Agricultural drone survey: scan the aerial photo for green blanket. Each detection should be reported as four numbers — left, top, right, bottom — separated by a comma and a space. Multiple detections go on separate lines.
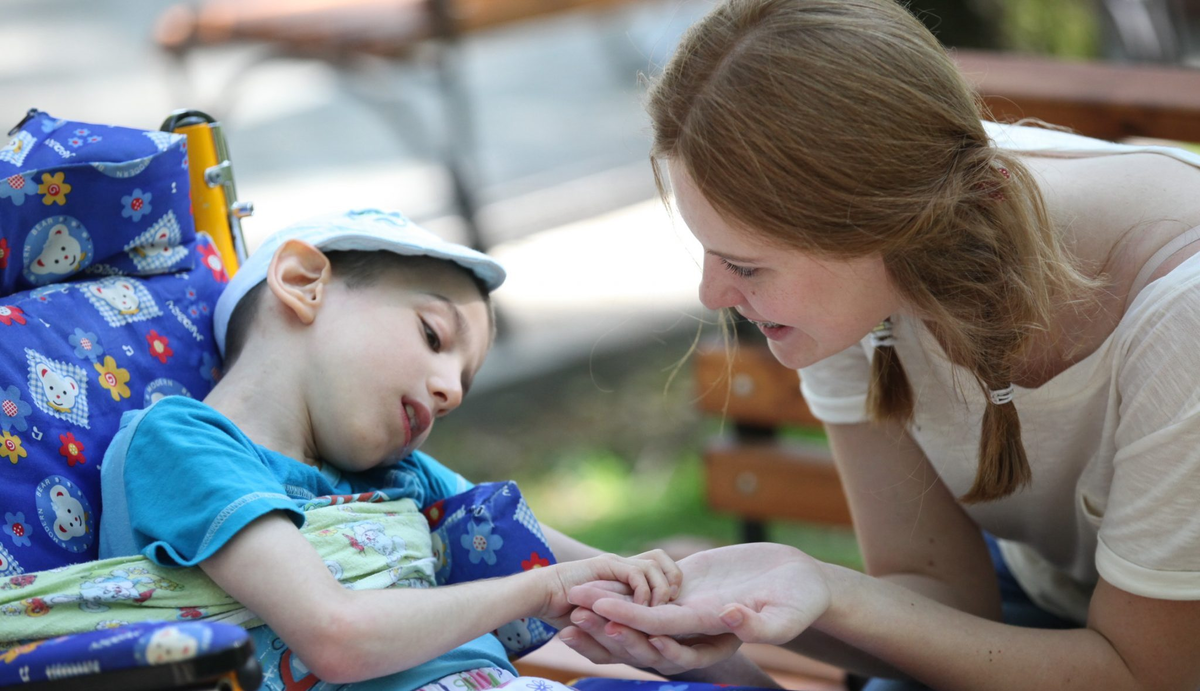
0, 495, 436, 644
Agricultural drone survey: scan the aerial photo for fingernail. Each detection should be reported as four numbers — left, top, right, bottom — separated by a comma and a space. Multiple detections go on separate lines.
607, 630, 623, 641
560, 634, 577, 646
719, 607, 743, 628
649, 637, 665, 651
570, 613, 587, 626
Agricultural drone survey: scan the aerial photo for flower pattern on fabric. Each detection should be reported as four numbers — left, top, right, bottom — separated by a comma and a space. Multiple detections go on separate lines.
4, 513, 31, 547
521, 552, 551, 570
58, 433, 86, 467
0, 306, 26, 326
0, 175, 31, 206
120, 188, 152, 222
95, 356, 132, 401
1, 385, 32, 433
0, 432, 26, 464
23, 598, 49, 617
0, 238, 8, 268
38, 172, 71, 206
67, 137, 84, 148
461, 521, 504, 566
145, 330, 173, 364
423, 499, 448, 528
197, 242, 228, 283
69, 328, 104, 362
87, 136, 102, 144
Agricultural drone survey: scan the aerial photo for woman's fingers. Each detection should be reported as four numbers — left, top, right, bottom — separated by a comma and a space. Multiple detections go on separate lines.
592, 597, 714, 636
719, 603, 813, 645
557, 624, 618, 665
569, 582, 633, 608
644, 632, 743, 670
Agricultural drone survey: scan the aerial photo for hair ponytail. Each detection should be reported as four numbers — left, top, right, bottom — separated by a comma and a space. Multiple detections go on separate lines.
962, 383, 1031, 503
867, 319, 915, 424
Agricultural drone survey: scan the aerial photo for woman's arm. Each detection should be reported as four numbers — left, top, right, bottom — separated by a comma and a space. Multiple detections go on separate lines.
200, 511, 675, 684
567, 418, 1200, 688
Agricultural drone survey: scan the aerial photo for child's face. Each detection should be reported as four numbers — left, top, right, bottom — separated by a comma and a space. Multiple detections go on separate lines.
304, 265, 491, 472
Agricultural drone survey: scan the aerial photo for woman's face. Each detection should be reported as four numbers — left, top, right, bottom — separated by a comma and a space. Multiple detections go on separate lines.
670, 159, 903, 370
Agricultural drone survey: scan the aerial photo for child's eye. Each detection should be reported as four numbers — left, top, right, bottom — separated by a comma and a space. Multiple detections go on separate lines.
721, 258, 757, 278
421, 319, 442, 352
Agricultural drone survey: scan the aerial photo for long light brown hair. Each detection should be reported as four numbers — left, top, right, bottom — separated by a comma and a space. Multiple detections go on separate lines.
648, 0, 1098, 503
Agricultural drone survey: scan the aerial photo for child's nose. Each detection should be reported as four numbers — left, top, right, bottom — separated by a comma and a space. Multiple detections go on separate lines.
429, 376, 463, 416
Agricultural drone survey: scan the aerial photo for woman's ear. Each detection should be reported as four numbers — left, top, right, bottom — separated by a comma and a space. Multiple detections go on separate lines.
266, 240, 332, 325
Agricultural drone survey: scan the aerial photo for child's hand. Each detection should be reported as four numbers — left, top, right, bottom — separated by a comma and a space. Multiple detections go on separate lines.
535, 550, 680, 627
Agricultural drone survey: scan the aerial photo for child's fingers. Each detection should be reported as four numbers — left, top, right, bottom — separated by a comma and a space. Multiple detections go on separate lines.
636, 555, 671, 607
633, 549, 683, 602
607, 557, 652, 606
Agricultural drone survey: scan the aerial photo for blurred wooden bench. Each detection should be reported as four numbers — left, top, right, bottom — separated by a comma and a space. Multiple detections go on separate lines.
154, 0, 647, 60
954, 49, 1200, 142
153, 0, 652, 252
694, 338, 851, 543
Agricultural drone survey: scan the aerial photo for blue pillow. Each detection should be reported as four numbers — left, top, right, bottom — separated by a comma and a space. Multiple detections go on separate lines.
0, 235, 226, 576
0, 110, 194, 295
423, 481, 559, 658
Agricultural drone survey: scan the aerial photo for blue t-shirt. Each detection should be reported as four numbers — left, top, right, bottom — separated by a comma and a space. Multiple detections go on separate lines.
98, 396, 515, 689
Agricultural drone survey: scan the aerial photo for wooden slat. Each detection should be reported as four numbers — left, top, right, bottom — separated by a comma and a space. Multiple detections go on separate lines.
155, 0, 646, 56
694, 341, 821, 429
954, 49, 1200, 143
705, 439, 852, 527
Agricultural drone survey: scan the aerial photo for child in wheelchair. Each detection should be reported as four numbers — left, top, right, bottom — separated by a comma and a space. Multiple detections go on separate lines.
97, 209, 681, 690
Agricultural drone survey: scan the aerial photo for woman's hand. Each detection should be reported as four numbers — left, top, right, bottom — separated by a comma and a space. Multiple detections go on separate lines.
558, 604, 744, 677
535, 549, 681, 628
569, 543, 830, 645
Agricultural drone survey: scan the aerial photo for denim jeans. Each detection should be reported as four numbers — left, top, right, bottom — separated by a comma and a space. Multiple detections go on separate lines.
860, 533, 1076, 691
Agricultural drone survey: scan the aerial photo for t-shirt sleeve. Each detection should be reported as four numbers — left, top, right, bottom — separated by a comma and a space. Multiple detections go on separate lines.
798, 341, 873, 424
108, 400, 303, 567
1103, 283, 1200, 599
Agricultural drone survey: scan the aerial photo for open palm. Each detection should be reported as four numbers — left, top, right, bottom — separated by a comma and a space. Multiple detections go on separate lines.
568, 543, 830, 645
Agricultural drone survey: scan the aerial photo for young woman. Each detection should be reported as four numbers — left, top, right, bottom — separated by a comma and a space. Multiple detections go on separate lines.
558, 1, 1200, 688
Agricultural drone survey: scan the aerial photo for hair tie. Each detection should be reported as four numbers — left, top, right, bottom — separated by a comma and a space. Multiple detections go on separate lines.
870, 318, 895, 348
988, 385, 1015, 406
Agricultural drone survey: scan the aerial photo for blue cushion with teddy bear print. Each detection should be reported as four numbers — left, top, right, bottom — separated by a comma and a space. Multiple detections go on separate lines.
0, 109, 196, 295
0, 110, 229, 576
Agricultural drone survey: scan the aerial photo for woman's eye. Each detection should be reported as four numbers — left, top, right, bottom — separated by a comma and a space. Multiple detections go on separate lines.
421, 319, 442, 352
721, 258, 757, 278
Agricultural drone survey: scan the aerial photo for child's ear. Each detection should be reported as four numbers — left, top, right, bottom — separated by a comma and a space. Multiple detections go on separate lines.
267, 240, 332, 325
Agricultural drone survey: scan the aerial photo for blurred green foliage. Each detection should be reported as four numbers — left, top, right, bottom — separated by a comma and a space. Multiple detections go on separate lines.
1000, 0, 1100, 58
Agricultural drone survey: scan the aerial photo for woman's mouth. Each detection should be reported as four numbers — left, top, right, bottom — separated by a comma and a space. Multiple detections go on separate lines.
749, 319, 792, 340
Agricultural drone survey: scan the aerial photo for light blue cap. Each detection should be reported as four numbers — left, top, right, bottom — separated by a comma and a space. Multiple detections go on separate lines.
213, 209, 505, 357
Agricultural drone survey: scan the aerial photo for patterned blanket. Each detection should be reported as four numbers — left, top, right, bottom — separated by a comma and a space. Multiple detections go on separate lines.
0, 494, 436, 644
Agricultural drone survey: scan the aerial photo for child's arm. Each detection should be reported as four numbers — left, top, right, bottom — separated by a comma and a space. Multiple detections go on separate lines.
200, 510, 674, 684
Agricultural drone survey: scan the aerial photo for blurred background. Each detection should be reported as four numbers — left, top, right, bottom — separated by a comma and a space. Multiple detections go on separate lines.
6, 0, 1198, 562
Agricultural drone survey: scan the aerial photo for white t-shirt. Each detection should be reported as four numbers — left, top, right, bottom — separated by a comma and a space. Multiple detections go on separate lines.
798, 122, 1200, 624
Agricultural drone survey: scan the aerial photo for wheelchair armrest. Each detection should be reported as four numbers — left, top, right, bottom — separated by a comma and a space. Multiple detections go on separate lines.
0, 620, 261, 691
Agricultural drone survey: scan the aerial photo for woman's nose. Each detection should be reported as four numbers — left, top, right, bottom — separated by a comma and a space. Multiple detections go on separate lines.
698, 265, 741, 311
